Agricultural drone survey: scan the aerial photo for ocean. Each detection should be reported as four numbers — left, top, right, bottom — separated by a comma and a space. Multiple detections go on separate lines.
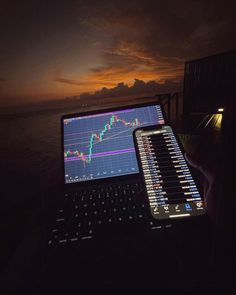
1, 108, 64, 209
0, 93, 187, 213
1, 98, 160, 210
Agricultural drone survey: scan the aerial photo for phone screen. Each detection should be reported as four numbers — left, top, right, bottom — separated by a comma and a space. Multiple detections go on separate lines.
134, 125, 205, 220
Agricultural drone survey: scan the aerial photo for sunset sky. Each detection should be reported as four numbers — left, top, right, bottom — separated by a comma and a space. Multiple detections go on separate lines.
0, 0, 235, 108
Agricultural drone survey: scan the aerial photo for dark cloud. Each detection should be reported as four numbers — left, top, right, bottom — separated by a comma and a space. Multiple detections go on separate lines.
53, 71, 116, 88
80, 0, 236, 65
54, 76, 83, 86
88, 44, 184, 83
1, 0, 235, 108
80, 78, 182, 100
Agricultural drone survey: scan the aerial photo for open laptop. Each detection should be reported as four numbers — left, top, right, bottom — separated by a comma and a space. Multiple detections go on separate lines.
47, 101, 167, 246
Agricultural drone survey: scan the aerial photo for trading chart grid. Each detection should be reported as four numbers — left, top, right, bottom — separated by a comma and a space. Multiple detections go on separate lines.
63, 105, 164, 183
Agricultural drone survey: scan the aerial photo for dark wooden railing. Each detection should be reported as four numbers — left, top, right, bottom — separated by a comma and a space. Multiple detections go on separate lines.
155, 92, 183, 125
155, 91, 223, 133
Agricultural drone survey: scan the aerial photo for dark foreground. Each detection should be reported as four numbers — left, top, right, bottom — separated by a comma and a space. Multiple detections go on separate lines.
0, 103, 235, 291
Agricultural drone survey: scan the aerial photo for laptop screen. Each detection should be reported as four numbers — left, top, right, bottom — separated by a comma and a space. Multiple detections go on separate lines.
63, 104, 165, 184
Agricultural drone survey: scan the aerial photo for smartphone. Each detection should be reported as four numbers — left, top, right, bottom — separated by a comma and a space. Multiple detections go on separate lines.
133, 125, 206, 220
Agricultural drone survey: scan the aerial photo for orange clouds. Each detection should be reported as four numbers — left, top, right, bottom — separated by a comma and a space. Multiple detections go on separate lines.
79, 79, 182, 102
53, 41, 184, 95
1, 0, 235, 109
103, 41, 185, 79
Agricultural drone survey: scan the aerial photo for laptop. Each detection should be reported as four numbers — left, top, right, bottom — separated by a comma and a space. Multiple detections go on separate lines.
47, 101, 167, 246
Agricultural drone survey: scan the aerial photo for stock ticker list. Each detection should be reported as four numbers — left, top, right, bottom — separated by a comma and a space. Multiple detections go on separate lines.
136, 126, 205, 219
63, 105, 164, 183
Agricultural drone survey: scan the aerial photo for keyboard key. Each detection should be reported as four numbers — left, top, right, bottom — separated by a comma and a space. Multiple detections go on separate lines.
56, 218, 65, 222
59, 239, 67, 244
48, 182, 153, 246
70, 237, 78, 242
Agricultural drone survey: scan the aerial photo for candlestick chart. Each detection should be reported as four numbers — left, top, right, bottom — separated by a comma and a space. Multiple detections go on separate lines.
63, 105, 164, 183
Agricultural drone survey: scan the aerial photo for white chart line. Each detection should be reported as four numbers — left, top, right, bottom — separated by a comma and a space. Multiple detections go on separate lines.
65, 134, 133, 147
64, 121, 153, 141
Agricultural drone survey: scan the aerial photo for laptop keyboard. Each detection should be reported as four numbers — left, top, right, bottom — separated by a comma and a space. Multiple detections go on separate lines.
48, 182, 159, 246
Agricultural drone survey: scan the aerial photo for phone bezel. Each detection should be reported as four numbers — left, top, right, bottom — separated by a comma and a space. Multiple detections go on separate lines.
133, 124, 206, 220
